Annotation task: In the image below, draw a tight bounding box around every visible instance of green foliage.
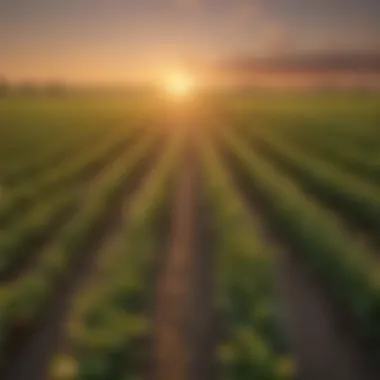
[201,138,293,380]
[50,133,182,380]
[222,128,380,358]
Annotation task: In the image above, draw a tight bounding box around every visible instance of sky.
[1,0,380,83]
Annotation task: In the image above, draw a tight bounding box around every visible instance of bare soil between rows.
[151,125,216,380]
[1,139,162,380]
[221,145,380,380]
[0,131,142,284]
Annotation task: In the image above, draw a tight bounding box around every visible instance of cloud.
[232,0,264,22]
[222,0,263,29]
[168,0,204,11]
[216,1,294,57]
[217,50,380,75]
[258,21,295,55]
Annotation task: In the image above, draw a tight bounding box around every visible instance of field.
[0,92,379,380]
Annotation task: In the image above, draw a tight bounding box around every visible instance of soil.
[0,139,161,380]
[221,145,380,380]
[151,109,216,380]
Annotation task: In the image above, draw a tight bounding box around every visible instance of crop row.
[1,123,109,186]
[201,135,294,380]
[263,123,380,185]
[50,132,184,380]
[0,126,148,281]
[0,123,139,227]
[220,128,380,359]
[0,131,161,368]
[244,128,380,242]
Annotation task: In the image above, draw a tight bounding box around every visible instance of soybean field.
[0,93,380,380]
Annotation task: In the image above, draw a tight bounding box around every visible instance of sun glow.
[163,71,195,97]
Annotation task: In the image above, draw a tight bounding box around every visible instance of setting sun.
[163,72,195,97]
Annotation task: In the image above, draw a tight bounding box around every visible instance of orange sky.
[1,0,380,84]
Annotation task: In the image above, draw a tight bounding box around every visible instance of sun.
[163,71,195,97]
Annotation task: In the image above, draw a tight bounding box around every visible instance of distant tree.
[17,81,39,95]
[0,76,9,96]
[44,81,67,97]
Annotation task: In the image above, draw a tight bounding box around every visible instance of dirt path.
[275,249,379,380]
[152,112,215,380]
[221,148,380,380]
[153,143,197,380]
[189,184,217,380]
[1,143,160,380]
